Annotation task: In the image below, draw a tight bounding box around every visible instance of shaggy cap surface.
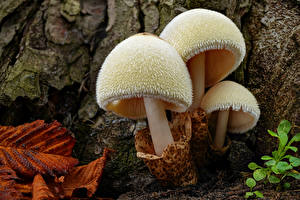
[96,33,192,119]
[160,9,246,87]
[201,81,260,133]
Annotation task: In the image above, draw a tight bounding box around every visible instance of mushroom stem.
[187,52,205,111]
[214,110,230,149]
[144,97,174,156]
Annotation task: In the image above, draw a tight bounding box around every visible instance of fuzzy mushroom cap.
[200,81,260,133]
[96,33,193,119]
[160,9,246,87]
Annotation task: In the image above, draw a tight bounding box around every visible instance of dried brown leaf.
[0,165,23,200]
[0,121,113,199]
[62,148,112,198]
[32,174,56,200]
[15,182,32,194]
[0,120,78,177]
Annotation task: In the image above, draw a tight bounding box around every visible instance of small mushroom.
[96,33,192,156]
[200,81,260,149]
[160,9,246,110]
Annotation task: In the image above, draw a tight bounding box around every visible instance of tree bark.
[0,0,299,197]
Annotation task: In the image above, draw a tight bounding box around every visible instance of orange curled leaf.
[0,166,23,200]
[62,148,113,198]
[32,174,56,200]
[0,165,19,182]
[0,120,78,177]
[15,182,32,194]
[0,120,75,156]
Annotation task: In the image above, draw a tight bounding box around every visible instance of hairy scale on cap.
[200,81,260,149]
[96,33,192,156]
[160,9,246,110]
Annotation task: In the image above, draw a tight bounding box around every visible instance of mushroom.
[96,33,192,156]
[200,81,260,149]
[160,9,246,110]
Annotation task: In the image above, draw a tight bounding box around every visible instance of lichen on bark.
[0,0,90,105]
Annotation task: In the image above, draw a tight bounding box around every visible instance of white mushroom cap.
[160,9,246,87]
[96,33,193,119]
[200,81,260,133]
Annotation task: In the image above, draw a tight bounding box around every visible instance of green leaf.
[289,156,300,167]
[276,161,293,172]
[261,156,273,160]
[283,182,291,189]
[268,175,280,183]
[287,172,300,180]
[293,133,300,142]
[254,191,264,198]
[278,132,288,147]
[265,159,276,167]
[282,155,292,160]
[291,133,300,143]
[268,130,278,137]
[253,169,267,181]
[246,178,256,189]
[245,192,254,199]
[271,166,280,174]
[272,150,278,158]
[287,146,298,152]
[277,120,291,135]
[248,162,260,170]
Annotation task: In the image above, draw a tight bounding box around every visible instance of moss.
[0,0,26,23]
[1,49,41,101]
[1,43,89,103]
[73,122,144,179]
[108,138,144,178]
[62,0,80,16]
[185,0,205,9]
[157,6,173,33]
[68,47,90,83]
[4,70,41,101]
[60,0,80,22]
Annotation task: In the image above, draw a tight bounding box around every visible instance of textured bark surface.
[0,0,299,198]
[247,0,300,154]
